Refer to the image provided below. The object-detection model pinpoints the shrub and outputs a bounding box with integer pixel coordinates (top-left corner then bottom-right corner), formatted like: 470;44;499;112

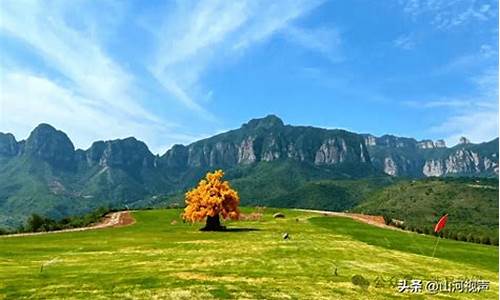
22;207;110;234
457;232;467;242
466;233;474;243
26;214;46;232
382;214;392;225
480;236;491;245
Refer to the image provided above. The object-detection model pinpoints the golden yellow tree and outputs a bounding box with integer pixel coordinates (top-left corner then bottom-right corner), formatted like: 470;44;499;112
183;170;240;231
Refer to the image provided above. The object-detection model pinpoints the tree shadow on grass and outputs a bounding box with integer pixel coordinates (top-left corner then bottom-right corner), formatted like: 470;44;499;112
221;228;261;232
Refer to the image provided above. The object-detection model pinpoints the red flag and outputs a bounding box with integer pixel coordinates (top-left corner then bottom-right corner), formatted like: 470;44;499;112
434;214;448;233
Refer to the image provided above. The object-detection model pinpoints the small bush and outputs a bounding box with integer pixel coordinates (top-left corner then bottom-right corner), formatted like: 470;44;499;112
382;214;392;225
458;233;467;242
480;236;491;245
466;233;474;243
20;207;110;234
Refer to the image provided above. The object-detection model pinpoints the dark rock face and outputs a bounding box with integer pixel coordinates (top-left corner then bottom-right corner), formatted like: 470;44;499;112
23;123;75;169
1;117;498;185
162;144;188;170
162;115;371;172
85;137;155;170
242;114;285;130
0;133;19;157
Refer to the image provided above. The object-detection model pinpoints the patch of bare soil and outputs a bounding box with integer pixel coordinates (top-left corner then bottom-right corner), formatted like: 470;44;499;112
296;209;400;231
115;211;135;227
347;213;386;227
1;211;135;238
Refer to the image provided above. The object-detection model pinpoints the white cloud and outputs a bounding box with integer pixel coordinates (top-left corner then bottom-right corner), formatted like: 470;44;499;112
431;43;498;76
400;0;497;29
412;69;499;145
0;0;334;153
403;99;495;109
0;69;201;154
0;1;160;124
393;34;416;50
479;44;496;58
284;26;342;62
231;0;324;50
430;111;498;145
0;1;182;153
149;0;326;116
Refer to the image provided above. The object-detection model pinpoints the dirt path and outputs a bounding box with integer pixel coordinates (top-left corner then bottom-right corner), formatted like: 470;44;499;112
0;211;135;238
295;209;401;231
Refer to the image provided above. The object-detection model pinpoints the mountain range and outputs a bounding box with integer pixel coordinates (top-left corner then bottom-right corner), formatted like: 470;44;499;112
0;115;498;229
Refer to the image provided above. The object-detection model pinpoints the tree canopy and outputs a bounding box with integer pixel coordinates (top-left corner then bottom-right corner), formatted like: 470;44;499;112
183;170;240;229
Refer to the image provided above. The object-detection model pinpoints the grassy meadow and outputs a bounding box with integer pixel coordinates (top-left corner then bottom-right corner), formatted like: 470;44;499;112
0;208;497;299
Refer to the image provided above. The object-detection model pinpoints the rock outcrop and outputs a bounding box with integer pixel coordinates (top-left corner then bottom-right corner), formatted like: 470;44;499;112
0;133;19;157
364;135;498;177
23;123;76;169
162;115;370;172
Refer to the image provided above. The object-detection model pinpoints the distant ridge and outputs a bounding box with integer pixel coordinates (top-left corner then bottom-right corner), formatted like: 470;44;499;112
0;115;498;228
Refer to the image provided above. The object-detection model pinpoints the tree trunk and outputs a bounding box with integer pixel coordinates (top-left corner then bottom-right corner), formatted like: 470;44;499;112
201;214;226;231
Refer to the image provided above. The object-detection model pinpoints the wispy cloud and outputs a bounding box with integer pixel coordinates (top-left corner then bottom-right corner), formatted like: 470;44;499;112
284;25;342;62
0;1;159;124
393;34;416;50
406;68;499;145
430;111;498;145
403;99;495;109
400;0;497;29
0;0;333;152
430;42;498;78
148;0;326;117
0;1;178;153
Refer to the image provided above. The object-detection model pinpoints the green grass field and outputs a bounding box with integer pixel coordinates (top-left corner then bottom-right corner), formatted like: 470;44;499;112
0;208;497;299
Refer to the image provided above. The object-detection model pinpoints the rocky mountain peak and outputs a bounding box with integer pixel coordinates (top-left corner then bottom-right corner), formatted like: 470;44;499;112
243;114;284;130
366;135;417;148
459;136;470;145
417;140;435;149
85;137;155;169
416;139;447;149
24;123;75;168
435;139;446;148
0;132;19;157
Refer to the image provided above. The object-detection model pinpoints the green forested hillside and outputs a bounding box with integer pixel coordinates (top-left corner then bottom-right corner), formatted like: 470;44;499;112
265;177;397;211
354;178;499;243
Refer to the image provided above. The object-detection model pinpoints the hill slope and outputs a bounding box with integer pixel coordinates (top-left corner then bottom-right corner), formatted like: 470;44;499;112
264;177;398;211
354;177;499;243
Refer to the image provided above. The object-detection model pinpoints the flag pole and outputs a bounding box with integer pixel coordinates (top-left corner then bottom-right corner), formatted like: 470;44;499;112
431;234;440;258
432;214;448;258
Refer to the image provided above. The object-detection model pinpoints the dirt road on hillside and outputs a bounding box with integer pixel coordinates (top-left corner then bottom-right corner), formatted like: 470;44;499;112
296;209;401;231
0;211;135;238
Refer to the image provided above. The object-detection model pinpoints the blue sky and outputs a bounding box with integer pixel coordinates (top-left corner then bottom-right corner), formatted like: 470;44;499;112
0;0;498;154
